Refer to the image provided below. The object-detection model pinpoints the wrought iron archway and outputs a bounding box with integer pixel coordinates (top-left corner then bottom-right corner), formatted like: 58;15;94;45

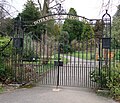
9;9;112;88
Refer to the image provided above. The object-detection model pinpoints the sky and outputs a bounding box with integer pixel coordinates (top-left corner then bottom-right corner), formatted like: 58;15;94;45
7;0;120;19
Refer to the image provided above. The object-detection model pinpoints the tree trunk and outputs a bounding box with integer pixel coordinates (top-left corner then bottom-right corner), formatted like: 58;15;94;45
43;0;50;15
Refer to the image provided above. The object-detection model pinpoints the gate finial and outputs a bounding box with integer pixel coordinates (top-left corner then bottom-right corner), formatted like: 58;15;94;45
106;10;108;13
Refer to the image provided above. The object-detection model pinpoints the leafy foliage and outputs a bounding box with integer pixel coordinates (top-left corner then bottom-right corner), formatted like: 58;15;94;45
0;18;13;36
82;22;94;40
68;8;77;15
62;8;94;43
21;0;40;21
112;16;120;42
17;0;42;34
59;31;72;53
18;0;57;40
23;33;36;59
107;64;120;99
0;57;9;83
46;20;56;37
112;5;120;46
0;37;12;83
51;24;60;41
90;65;109;88
0;37;12;56
90;64;120;100
59;31;69;44
62;19;84;43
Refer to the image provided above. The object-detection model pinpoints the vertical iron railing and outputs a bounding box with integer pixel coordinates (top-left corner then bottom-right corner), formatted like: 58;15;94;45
6;12;114;88
56;43;60;87
101;10;111;88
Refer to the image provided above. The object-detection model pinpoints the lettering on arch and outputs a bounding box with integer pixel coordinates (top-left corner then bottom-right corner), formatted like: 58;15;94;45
34;14;79;25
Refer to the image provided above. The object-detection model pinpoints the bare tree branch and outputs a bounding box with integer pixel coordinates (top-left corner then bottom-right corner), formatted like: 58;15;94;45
105;0;110;9
0;0;19;18
99;0;112;15
50;0;54;4
60;0;65;3
37;0;42;11
0;5;13;17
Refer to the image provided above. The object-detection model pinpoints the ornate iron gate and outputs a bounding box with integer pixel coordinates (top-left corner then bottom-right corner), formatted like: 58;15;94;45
10;11;112;88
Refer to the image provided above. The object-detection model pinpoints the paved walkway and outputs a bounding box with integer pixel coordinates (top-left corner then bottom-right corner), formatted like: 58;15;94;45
0;86;118;103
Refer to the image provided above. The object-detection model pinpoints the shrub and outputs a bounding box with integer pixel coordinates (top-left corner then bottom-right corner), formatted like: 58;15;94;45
0;55;12;83
0;36;12;83
90;65;109;88
115;51;120;60
0;59;6;82
71;39;79;50
62;44;73;53
23;34;35;59
107;64;120;100
90;63;120;100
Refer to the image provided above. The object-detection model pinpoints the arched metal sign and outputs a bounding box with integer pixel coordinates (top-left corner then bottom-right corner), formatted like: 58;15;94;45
33;13;90;25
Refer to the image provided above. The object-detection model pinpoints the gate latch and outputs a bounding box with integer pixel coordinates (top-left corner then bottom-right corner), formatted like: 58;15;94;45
54;61;63;66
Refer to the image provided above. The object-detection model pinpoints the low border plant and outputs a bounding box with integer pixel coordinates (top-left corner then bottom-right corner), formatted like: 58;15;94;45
90;64;120;101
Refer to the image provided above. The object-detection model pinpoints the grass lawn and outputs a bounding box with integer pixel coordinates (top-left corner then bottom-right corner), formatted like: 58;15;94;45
22;54;69;74
39;54;69;73
37;55;69;73
22;54;69;65
67;51;95;60
23;60;41;65
50;54;69;64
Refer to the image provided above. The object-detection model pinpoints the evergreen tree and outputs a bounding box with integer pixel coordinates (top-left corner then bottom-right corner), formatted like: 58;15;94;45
62;8;84;43
112;5;120;47
112;5;120;40
21;0;40;21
